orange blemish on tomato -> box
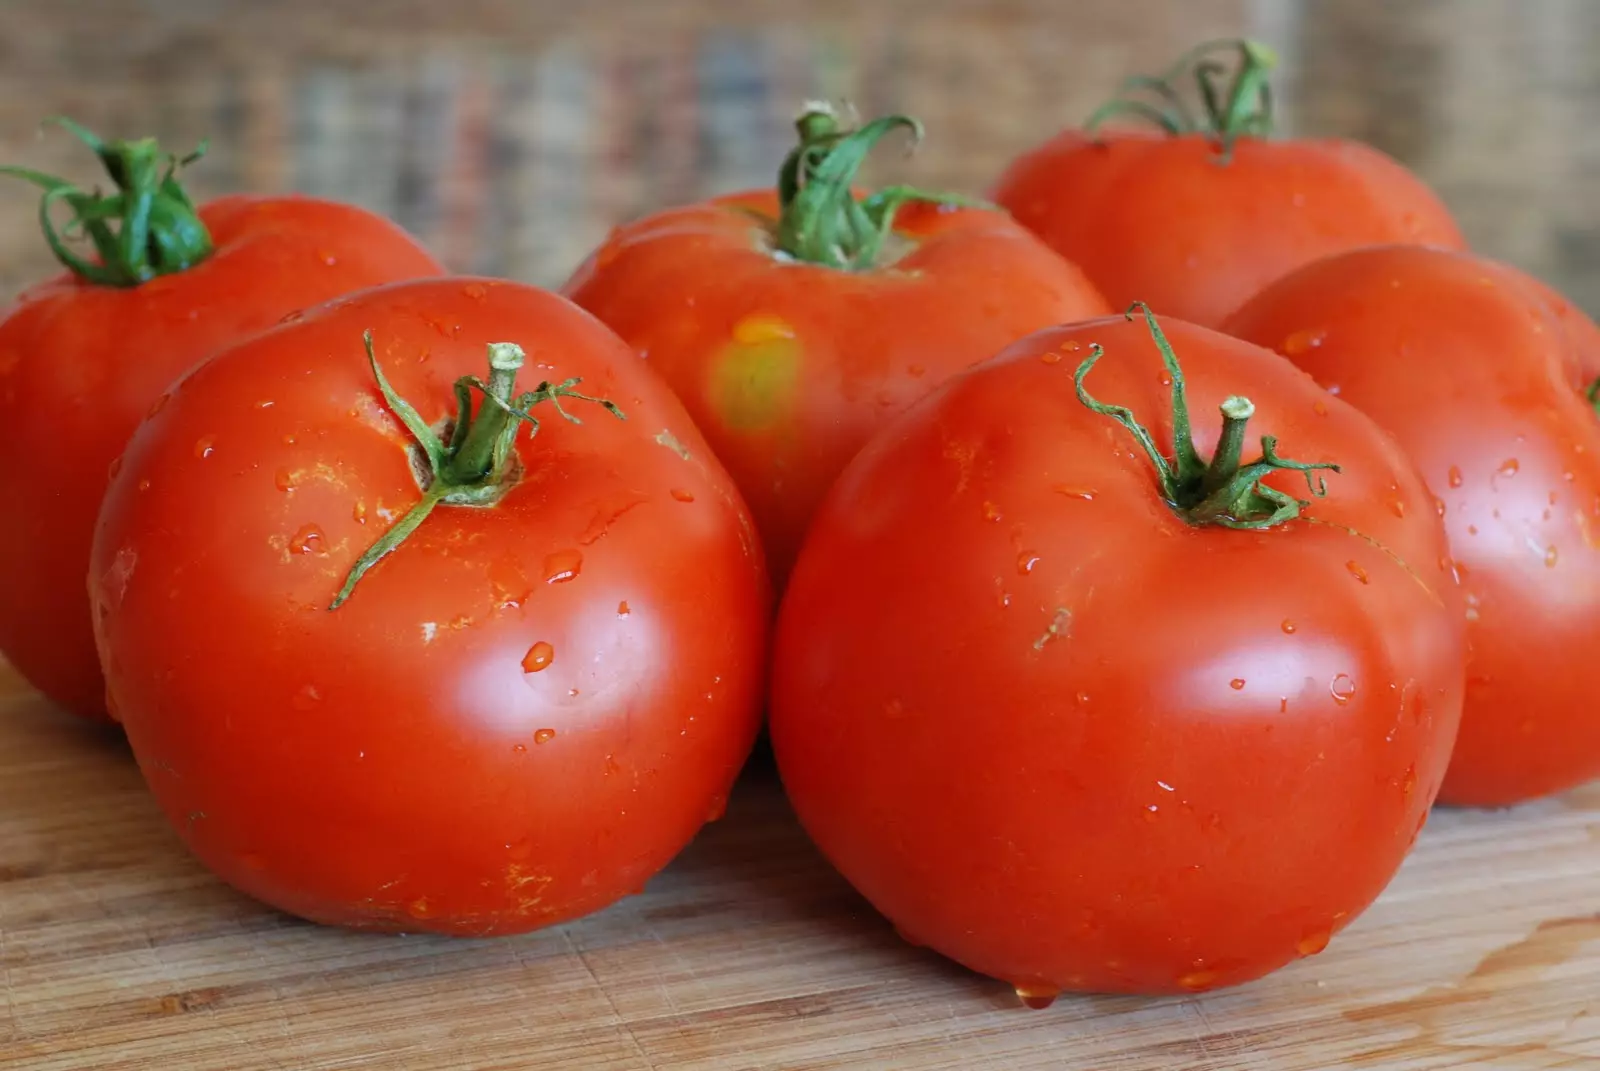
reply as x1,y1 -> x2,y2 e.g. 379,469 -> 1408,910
731,314 -> 796,345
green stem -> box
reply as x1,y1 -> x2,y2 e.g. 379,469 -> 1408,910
772,102 -> 985,270
0,117 -> 213,285
1073,303 -> 1340,529
330,333 -> 626,610
1085,39 -> 1278,161
1586,375 -> 1600,419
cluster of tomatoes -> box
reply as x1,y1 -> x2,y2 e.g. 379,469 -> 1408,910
2,41 -> 1595,1007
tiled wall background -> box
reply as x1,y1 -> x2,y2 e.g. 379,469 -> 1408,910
4,0 -> 1599,305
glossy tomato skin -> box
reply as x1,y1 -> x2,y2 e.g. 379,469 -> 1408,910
770,315 -> 1464,996
1226,245 -> 1600,806
992,131 -> 1464,329
564,193 -> 1111,587
88,278 -> 768,935
0,194 -> 445,719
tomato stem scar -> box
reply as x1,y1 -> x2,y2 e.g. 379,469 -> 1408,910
773,102 -> 985,271
1085,39 -> 1277,162
0,117 -> 213,285
329,332 -> 625,609
1073,302 -> 1340,529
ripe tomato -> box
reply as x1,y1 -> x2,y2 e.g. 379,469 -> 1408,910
770,307 -> 1465,998
565,104 -> 1109,587
992,40 -> 1463,328
1226,245 -> 1600,806
0,122 -> 444,719
88,277 -> 768,935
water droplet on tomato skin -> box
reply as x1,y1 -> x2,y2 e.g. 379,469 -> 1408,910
670,488 -> 695,503
1282,327 -> 1327,355
1039,350 -> 1063,365
462,282 -> 489,300
1281,619 -> 1297,634
1052,485 -> 1096,501
1498,458 -> 1520,478
907,363 -> 926,378
1544,545 -> 1559,568
1014,984 -> 1060,1010
1389,497 -> 1406,518
1346,560 -> 1369,584
1447,465 -> 1464,488
1400,763 -> 1418,797
274,469 -> 295,493
291,684 -> 322,710
1433,496 -> 1446,517
512,743 -> 528,755
542,548 -> 583,584
1177,969 -> 1219,992
407,897 -> 435,919
193,435 -> 216,459
521,642 -> 555,673
1329,674 -> 1357,705
1296,928 -> 1332,957
1017,552 -> 1041,575
982,501 -> 1003,521
137,478 -> 151,492
533,728 -> 557,745
289,524 -> 325,555
617,600 -> 631,617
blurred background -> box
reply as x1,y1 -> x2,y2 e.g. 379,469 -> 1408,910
2,0 -> 1598,306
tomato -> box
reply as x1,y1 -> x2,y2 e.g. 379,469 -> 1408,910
770,307 -> 1464,998
1225,245 -> 1600,806
0,121 -> 445,719
992,40 -> 1463,329
565,105 -> 1110,587
87,277 -> 769,935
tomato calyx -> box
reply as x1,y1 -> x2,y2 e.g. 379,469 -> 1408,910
0,117 -> 213,286
1074,304 -> 1339,529
329,332 -> 625,609
772,102 -> 983,271
1085,39 -> 1277,161
1586,375 -> 1600,419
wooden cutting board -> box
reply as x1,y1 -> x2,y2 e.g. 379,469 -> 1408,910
1,660 -> 1596,1070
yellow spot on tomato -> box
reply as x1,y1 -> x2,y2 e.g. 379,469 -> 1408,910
731,314 -> 797,345
711,331 -> 802,432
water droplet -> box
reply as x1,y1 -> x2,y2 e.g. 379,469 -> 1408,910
351,500 -> 368,525
1283,327 -> 1327,355
670,488 -> 695,503
290,524 -> 325,555
193,435 -> 216,459
1017,552 -> 1041,575
512,743 -> 527,754
604,754 -> 621,776
1281,619 -> 1297,634
1447,465 -> 1463,488
274,469 -> 295,493
137,478 -> 151,492
255,399 -> 275,409
567,687 -> 580,697
617,600 -> 631,617
732,314 -> 796,345
278,309 -> 305,325
1346,560 -> 1369,584
521,641 -> 555,673
1279,697 -> 1289,713
1466,525 -> 1479,536
542,548 -> 583,584
1389,497 -> 1406,518
982,501 -> 1003,521
1062,341 -> 1082,352
462,282 -> 488,299
1312,400 -> 1328,416
1498,458 -> 1520,477
1329,674 -> 1356,704
1544,545 -> 1559,568
1433,496 -> 1446,517
1401,763 -> 1417,796
1039,350 -> 1063,365
1156,780 -> 1175,793
1014,984 -> 1059,1010
1051,485 -> 1096,501
1142,804 -> 1160,822
1229,678 -> 1246,690
407,897 -> 434,919
1178,969 -> 1219,992
1410,690 -> 1427,725
1296,928 -> 1332,957
533,728 -> 557,745
292,684 -> 322,710
1074,690 -> 1091,706
907,363 -> 926,378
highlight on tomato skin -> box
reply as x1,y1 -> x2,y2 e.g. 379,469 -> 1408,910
1225,243 -> 1600,808
87,276 -> 770,937
991,39 -> 1464,330
769,306 -> 1466,1001
0,119 -> 447,722
564,100 -> 1111,592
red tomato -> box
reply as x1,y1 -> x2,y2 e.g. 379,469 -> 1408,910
0,123 -> 444,719
992,40 -> 1463,328
88,277 -> 769,934
770,307 -> 1464,998
565,105 -> 1109,587
1226,245 -> 1600,806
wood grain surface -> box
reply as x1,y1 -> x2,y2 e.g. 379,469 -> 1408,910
2,2 -> 1599,1068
